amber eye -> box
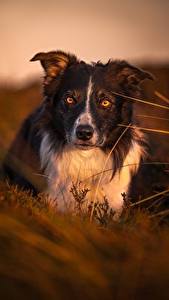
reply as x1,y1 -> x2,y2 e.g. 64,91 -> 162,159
100,99 -> 112,108
65,97 -> 76,105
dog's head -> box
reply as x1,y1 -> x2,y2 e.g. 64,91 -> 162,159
31,51 -> 153,150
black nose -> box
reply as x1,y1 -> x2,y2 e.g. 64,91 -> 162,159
76,125 -> 94,141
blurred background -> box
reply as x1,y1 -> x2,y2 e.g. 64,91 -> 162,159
0,0 -> 169,197
0,0 -> 169,83
0,3 -> 169,297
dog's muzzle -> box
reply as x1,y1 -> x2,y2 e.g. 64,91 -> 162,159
69,123 -> 103,149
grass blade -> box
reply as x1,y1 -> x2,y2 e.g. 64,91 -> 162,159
118,124 -> 169,135
137,114 -> 169,122
155,91 -> 169,105
111,91 -> 169,110
90,123 -> 131,222
130,189 -> 169,207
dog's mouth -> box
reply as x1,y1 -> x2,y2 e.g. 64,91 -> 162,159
74,139 -> 104,150
74,143 -> 95,150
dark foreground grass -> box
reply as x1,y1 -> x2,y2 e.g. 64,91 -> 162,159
0,181 -> 169,300
0,70 -> 169,299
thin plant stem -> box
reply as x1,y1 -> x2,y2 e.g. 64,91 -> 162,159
150,209 -> 169,219
83,162 -> 169,183
155,91 -> 169,105
111,91 -> 169,110
130,189 -> 169,207
137,114 -> 169,122
118,124 -> 169,135
90,123 -> 131,222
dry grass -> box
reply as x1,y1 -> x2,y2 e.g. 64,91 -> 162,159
0,180 -> 169,300
0,69 -> 169,299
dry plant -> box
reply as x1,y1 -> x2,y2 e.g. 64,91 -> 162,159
0,180 -> 169,300
70,181 -> 89,214
1,84 -> 169,298
90,123 -> 131,222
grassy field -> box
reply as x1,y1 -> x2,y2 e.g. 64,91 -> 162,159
0,65 -> 169,299
0,181 -> 169,300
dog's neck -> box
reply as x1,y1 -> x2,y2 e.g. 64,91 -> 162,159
40,133 -> 113,186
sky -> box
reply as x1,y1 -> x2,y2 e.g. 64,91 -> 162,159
1,0 -> 169,83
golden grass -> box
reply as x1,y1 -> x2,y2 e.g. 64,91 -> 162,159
90,124 -> 131,221
1,82 -> 169,299
130,188 -> 169,207
112,91 -> 169,110
155,90 -> 169,105
0,181 -> 169,299
82,161 -> 169,184
137,114 -> 169,122
118,124 -> 169,135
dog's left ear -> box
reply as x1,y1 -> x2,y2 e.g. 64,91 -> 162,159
116,61 -> 154,86
30,50 -> 77,85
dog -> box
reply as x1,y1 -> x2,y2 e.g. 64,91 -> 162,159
2,50 -> 153,217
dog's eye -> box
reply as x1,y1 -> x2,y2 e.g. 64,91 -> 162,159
65,97 -> 76,105
99,99 -> 112,109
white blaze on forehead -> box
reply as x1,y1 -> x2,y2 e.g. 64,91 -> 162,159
77,76 -> 93,124
71,76 -> 98,144
86,76 -> 93,113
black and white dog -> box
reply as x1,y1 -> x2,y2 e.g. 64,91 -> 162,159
3,50 -> 153,216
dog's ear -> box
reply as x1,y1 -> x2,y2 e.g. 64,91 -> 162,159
30,50 -> 77,85
116,61 -> 154,86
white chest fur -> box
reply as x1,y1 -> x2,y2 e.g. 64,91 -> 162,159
40,132 -> 144,214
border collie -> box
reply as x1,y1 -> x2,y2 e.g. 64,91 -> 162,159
2,50 -> 153,217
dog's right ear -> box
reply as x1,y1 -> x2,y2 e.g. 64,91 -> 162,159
30,50 -> 77,85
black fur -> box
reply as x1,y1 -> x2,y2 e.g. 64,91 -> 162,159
2,50 -> 153,193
